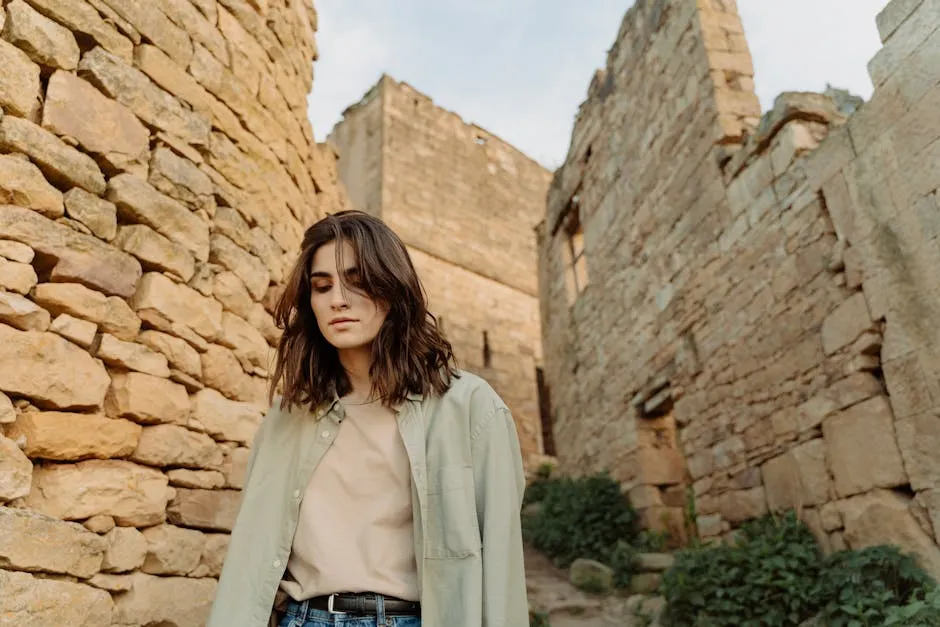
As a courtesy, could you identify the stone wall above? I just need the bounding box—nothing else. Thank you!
[538,0,940,571]
[330,76,552,460]
[0,0,347,624]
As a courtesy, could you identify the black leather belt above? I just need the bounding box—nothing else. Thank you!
[308,593,420,616]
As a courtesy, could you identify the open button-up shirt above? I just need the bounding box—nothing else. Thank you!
[206,371,529,627]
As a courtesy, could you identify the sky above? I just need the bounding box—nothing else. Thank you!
[307,1,889,170]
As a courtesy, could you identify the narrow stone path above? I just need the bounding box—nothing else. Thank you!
[524,545,662,626]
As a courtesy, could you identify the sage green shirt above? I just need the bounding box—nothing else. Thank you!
[207,371,529,627]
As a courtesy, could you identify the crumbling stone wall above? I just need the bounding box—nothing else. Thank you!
[0,0,347,624]
[330,76,552,460]
[538,0,940,572]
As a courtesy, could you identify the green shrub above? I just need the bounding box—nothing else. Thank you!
[884,586,940,625]
[660,511,937,627]
[522,473,640,569]
[816,545,935,627]
[661,511,822,626]
[528,610,551,627]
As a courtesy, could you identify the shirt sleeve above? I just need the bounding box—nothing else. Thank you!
[470,406,529,627]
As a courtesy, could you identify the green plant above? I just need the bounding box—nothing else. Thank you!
[609,540,637,589]
[522,473,640,569]
[660,510,938,627]
[816,545,935,627]
[661,511,824,626]
[884,586,940,625]
[528,610,551,627]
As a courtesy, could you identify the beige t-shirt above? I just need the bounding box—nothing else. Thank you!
[279,400,419,602]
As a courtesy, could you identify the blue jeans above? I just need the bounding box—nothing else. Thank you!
[279,596,421,627]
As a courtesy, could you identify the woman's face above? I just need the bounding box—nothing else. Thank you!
[309,240,388,352]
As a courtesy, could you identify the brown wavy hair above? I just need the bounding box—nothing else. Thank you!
[270,210,458,411]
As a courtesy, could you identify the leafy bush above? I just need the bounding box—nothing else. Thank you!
[523,473,640,569]
[528,610,551,627]
[884,586,940,625]
[660,511,938,627]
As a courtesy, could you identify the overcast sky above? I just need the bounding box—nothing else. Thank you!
[307,1,888,169]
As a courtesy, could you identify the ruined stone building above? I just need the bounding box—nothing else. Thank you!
[329,75,553,460]
[539,0,940,573]
[0,0,349,624]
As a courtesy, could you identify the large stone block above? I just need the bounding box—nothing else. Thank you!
[190,388,264,445]
[823,396,908,497]
[0,39,41,119]
[7,411,141,460]
[839,489,940,579]
[213,271,254,318]
[719,487,768,523]
[101,526,147,573]
[167,487,241,532]
[0,434,32,501]
[63,187,117,241]
[0,115,104,194]
[209,233,270,300]
[131,424,223,469]
[108,174,209,262]
[32,281,140,340]
[148,146,215,212]
[0,506,106,577]
[113,224,197,282]
[50,312,97,348]
[0,569,112,627]
[96,0,193,66]
[111,572,217,627]
[220,311,271,370]
[79,46,210,146]
[138,329,202,379]
[0,289,49,331]
[0,153,64,218]
[0,324,110,409]
[97,333,171,377]
[200,343,255,402]
[189,533,229,578]
[220,445,250,489]
[762,438,831,511]
[821,293,874,355]
[140,523,204,575]
[0,257,38,294]
[135,43,212,115]
[21,0,132,61]
[105,371,190,425]
[131,272,223,340]
[0,205,140,297]
[167,468,225,489]
[2,0,80,71]
[896,413,940,491]
[42,70,149,168]
[24,459,169,526]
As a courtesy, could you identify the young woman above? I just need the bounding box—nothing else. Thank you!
[207,210,529,627]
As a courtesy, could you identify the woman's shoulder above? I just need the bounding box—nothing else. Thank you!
[438,370,509,416]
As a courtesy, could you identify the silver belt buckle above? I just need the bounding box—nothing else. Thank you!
[326,594,346,615]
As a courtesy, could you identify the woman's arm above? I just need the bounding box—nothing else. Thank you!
[470,405,529,627]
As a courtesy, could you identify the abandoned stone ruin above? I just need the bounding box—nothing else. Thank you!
[0,0,937,624]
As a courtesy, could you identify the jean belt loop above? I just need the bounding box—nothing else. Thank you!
[299,598,310,622]
[375,593,386,625]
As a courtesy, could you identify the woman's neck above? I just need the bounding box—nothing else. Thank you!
[338,345,374,401]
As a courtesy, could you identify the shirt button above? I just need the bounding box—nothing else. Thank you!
[320,431,331,439]
[293,489,301,499]
[273,559,282,568]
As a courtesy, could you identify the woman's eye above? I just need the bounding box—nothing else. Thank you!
[313,284,331,294]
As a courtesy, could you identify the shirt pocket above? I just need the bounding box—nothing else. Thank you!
[425,465,481,559]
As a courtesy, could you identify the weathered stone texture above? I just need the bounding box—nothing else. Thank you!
[0,568,113,627]
[0,0,349,623]
[0,506,106,577]
[7,411,141,460]
[539,0,940,566]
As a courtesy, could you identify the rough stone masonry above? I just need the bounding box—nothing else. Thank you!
[0,0,349,624]
[539,0,940,573]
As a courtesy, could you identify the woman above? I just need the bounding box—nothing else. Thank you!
[207,210,529,627]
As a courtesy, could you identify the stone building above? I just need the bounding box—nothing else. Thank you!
[329,75,553,461]
[538,0,940,573]
[0,0,348,624]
